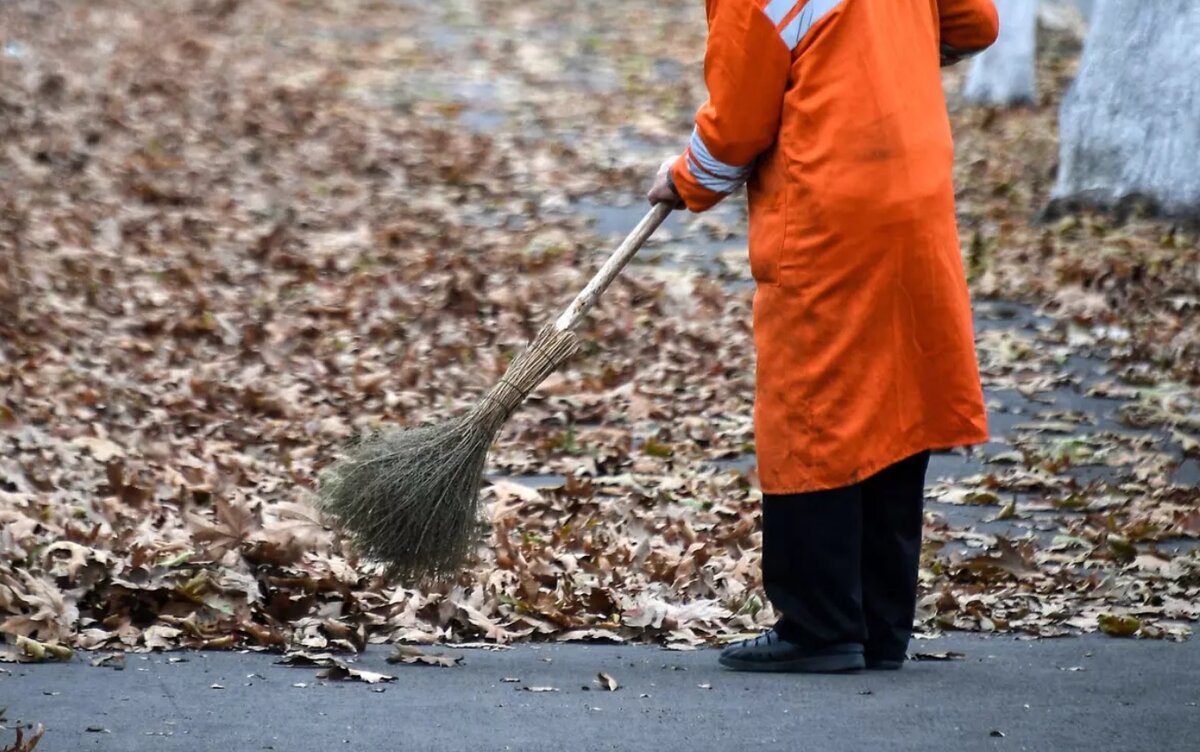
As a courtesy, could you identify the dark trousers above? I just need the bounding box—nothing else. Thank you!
[763,451,930,659]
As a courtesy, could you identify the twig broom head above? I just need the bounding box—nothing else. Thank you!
[318,204,673,581]
[316,324,579,581]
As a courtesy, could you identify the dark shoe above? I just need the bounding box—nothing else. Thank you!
[718,630,865,673]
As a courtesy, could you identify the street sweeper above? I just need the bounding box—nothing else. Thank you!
[647,0,998,672]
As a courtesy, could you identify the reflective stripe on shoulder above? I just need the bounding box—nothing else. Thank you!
[777,0,843,52]
[761,0,798,26]
[686,128,752,194]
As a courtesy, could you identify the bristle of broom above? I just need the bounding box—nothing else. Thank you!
[316,323,580,581]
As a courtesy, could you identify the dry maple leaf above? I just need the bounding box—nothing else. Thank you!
[963,537,1039,581]
[0,573,78,643]
[41,541,109,586]
[188,498,260,559]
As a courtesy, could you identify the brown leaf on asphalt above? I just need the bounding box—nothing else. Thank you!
[963,537,1039,581]
[1,723,45,752]
[90,652,125,670]
[386,645,462,668]
[317,665,396,684]
[276,651,339,668]
[911,651,966,662]
[278,651,396,683]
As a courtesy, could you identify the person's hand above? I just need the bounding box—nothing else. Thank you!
[646,157,685,208]
[939,44,971,67]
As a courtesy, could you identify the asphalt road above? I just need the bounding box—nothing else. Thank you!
[4,634,1198,752]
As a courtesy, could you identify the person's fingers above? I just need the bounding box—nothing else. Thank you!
[647,173,668,200]
[648,156,683,206]
[647,184,681,207]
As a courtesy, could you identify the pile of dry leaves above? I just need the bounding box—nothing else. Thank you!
[1,0,1196,661]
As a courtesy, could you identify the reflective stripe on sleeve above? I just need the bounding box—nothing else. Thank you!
[684,128,752,194]
[685,153,745,193]
[689,128,751,180]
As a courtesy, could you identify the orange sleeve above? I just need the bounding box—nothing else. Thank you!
[670,0,793,213]
[937,0,1000,63]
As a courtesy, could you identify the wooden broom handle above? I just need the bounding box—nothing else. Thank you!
[553,202,674,332]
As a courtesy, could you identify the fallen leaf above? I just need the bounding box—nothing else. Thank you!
[90,653,125,670]
[8,636,72,663]
[1098,613,1141,637]
[386,645,462,668]
[1172,430,1200,457]
[72,436,124,462]
[2,723,45,751]
[142,626,183,651]
[487,480,544,504]
[278,651,396,683]
[989,501,1017,522]
[964,537,1039,580]
[317,665,396,684]
[911,651,966,662]
[1012,421,1079,434]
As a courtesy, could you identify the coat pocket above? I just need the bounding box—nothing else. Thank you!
[747,177,785,285]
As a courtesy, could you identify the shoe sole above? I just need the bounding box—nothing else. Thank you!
[718,652,866,674]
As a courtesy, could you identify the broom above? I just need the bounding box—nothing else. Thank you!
[317,202,674,580]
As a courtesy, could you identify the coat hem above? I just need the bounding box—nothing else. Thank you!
[758,429,990,495]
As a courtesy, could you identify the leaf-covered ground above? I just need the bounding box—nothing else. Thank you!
[1,0,1197,659]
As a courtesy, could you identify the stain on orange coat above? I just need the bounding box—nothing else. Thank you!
[672,0,998,493]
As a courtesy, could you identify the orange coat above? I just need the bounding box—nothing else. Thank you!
[671,0,998,493]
